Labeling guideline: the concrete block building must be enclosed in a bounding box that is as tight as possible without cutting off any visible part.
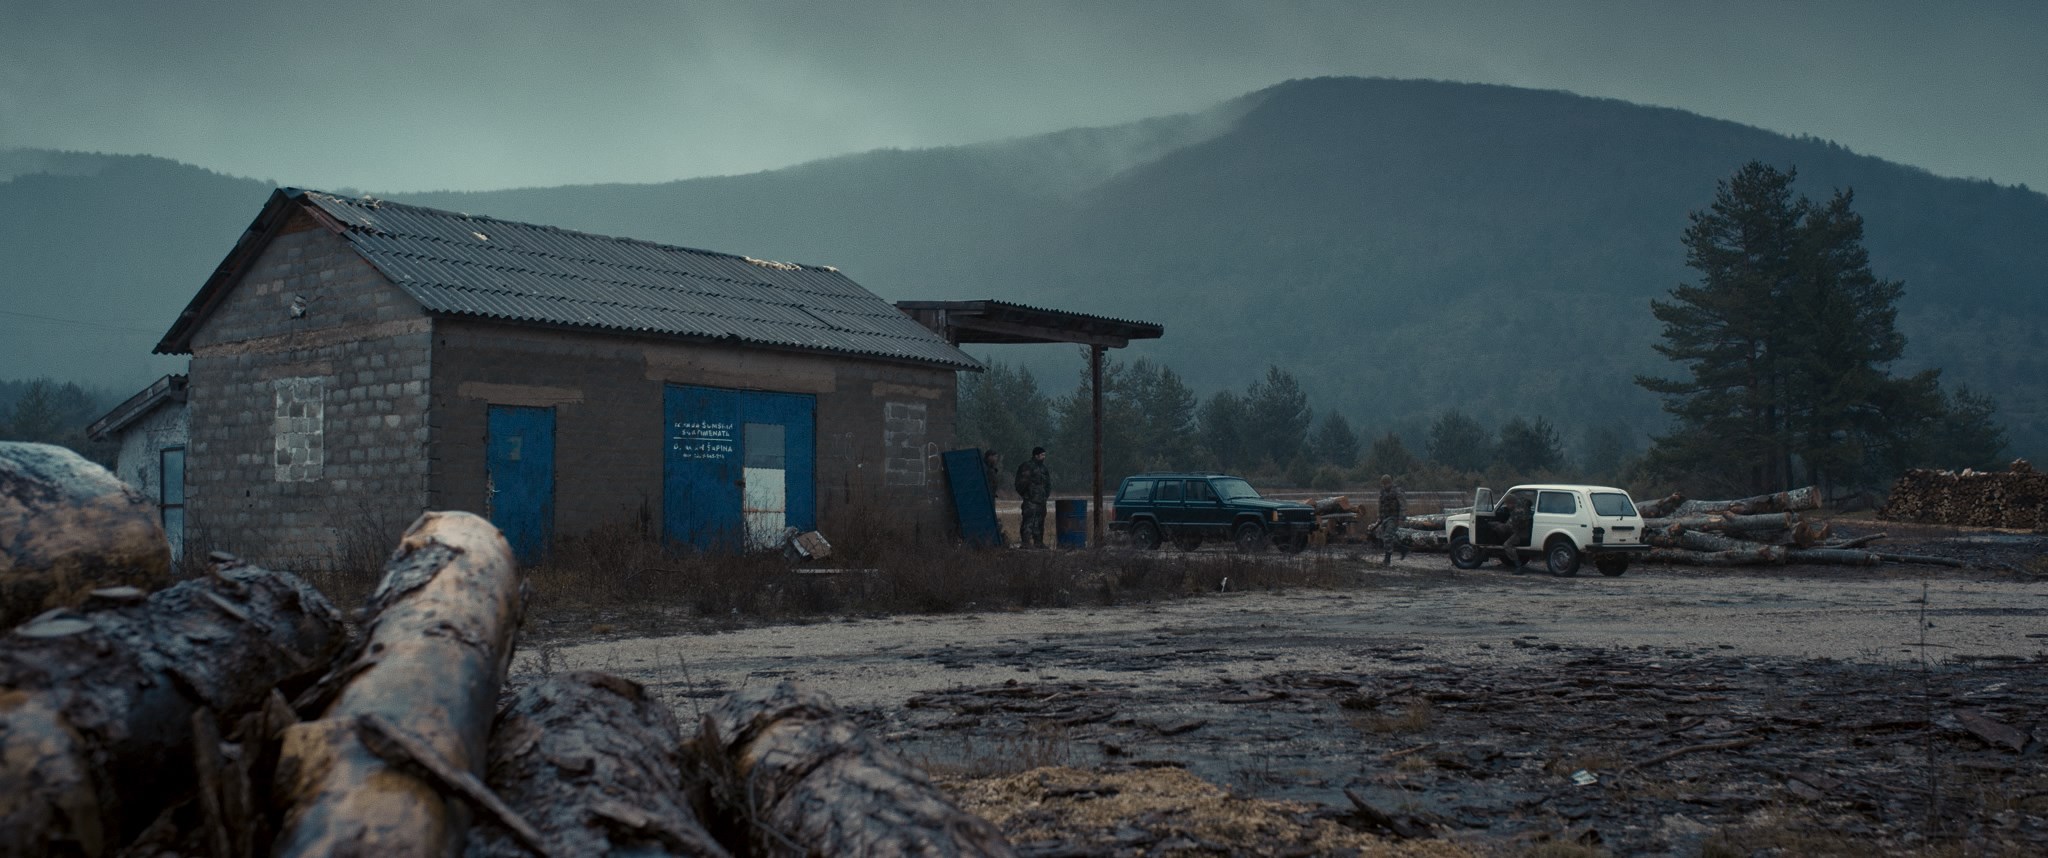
[154,189,980,566]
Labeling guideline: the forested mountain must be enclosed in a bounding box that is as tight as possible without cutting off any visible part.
[4,77,2043,455]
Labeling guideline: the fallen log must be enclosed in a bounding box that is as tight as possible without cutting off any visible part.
[1394,528,1447,551]
[468,672,731,858]
[1872,553,1966,568]
[698,681,1015,857]
[1783,548,1883,566]
[1646,512,1802,535]
[272,511,522,858]
[1633,491,1687,519]
[1666,486,1821,518]
[0,563,344,856]
[1649,530,1778,554]
[0,442,172,629]
[1398,513,1445,531]
[1310,496,1351,515]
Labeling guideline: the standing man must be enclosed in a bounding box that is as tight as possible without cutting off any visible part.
[1376,474,1407,566]
[1502,493,1534,574]
[1015,446,1051,548]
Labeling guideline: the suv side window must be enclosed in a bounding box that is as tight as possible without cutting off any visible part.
[1537,490,1577,515]
[1119,480,1153,502]
[1155,480,1184,501]
[1186,480,1216,502]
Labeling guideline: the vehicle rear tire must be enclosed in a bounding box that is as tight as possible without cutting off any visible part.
[1233,521,1268,553]
[1449,534,1484,570]
[1595,554,1629,577]
[1132,520,1162,550]
[1546,538,1582,577]
[1171,531,1203,552]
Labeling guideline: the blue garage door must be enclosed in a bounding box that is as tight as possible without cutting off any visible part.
[664,385,815,551]
[486,405,555,564]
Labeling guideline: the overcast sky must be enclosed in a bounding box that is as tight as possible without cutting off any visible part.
[2,0,2043,193]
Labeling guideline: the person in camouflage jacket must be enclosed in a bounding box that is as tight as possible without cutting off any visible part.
[1014,447,1051,548]
[1376,474,1407,566]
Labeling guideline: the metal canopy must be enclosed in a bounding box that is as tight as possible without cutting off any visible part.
[894,300,1163,349]
[897,300,1164,547]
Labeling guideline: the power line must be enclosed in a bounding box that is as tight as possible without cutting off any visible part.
[0,309,162,335]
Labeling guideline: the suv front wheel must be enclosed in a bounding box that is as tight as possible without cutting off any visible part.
[1546,538,1581,577]
[1233,521,1268,553]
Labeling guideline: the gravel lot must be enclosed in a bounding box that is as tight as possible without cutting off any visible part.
[521,548,2048,856]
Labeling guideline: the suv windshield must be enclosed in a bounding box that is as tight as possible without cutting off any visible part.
[1211,478,1262,500]
[1591,492,1637,517]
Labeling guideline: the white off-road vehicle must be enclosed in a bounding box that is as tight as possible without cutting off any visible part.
[1443,484,1649,576]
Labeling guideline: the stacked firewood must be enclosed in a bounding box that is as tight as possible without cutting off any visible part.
[1633,486,1958,567]
[1879,460,2048,531]
[0,443,1012,858]
[1308,495,1450,551]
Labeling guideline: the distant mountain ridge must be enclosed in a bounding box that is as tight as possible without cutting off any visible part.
[4,76,2043,456]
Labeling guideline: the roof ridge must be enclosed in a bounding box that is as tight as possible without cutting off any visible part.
[294,188,840,273]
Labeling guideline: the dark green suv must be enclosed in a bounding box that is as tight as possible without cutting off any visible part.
[1109,472,1318,553]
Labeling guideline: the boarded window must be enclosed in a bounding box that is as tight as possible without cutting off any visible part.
[274,377,325,482]
[882,401,927,487]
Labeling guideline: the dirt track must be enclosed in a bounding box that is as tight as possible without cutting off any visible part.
[522,555,2048,855]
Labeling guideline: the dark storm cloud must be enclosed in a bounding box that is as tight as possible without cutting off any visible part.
[1,0,2043,191]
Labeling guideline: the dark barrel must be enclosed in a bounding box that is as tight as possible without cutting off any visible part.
[1054,499,1087,548]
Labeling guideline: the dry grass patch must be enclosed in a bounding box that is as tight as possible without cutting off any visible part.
[943,765,1473,857]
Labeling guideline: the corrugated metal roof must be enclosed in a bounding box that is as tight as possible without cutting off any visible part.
[295,191,981,370]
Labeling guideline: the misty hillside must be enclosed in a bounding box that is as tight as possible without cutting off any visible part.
[4,77,2043,456]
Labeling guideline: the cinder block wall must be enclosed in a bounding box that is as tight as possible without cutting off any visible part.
[184,210,432,568]
[429,318,959,543]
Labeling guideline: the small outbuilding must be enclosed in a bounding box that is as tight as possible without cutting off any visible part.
[154,189,981,566]
[85,373,190,562]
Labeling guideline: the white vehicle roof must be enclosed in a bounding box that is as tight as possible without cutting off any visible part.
[1503,484,1633,494]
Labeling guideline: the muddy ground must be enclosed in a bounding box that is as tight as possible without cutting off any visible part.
[520,527,2047,856]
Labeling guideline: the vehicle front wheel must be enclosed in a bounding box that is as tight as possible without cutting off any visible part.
[1132,520,1162,550]
[1595,554,1629,577]
[1546,538,1582,577]
[1233,521,1268,553]
[1449,534,1484,570]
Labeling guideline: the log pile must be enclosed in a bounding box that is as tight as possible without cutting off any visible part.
[1640,487,1960,568]
[1879,460,2048,531]
[2,454,1013,857]
[1,442,173,628]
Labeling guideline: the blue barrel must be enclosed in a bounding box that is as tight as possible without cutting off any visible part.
[1055,499,1088,549]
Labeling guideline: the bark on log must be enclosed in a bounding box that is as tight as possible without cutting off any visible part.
[1310,496,1351,515]
[1646,512,1802,535]
[1393,528,1447,550]
[1784,548,1883,566]
[272,511,522,858]
[698,681,1015,858]
[0,563,343,856]
[468,672,731,858]
[1648,530,1782,554]
[1665,487,1820,518]
[1633,491,1687,519]
[0,442,172,629]
[1399,514,1445,531]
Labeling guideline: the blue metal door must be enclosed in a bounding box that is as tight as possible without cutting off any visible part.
[486,405,555,563]
[942,448,1002,547]
[665,385,814,551]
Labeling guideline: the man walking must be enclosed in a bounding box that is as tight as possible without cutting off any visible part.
[1376,474,1407,566]
[1502,493,1534,574]
[1015,446,1051,548]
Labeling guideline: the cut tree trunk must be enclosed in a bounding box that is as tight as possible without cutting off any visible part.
[1665,486,1820,518]
[272,511,522,858]
[0,563,344,856]
[1633,491,1687,519]
[697,681,1015,858]
[0,442,172,629]
[1394,529,1447,550]
[1399,514,1445,531]
[1310,496,1351,515]
[468,672,731,858]
[1647,530,1783,555]
[1645,512,1804,535]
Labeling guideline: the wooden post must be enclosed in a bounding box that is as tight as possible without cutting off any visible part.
[1091,344,1104,547]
